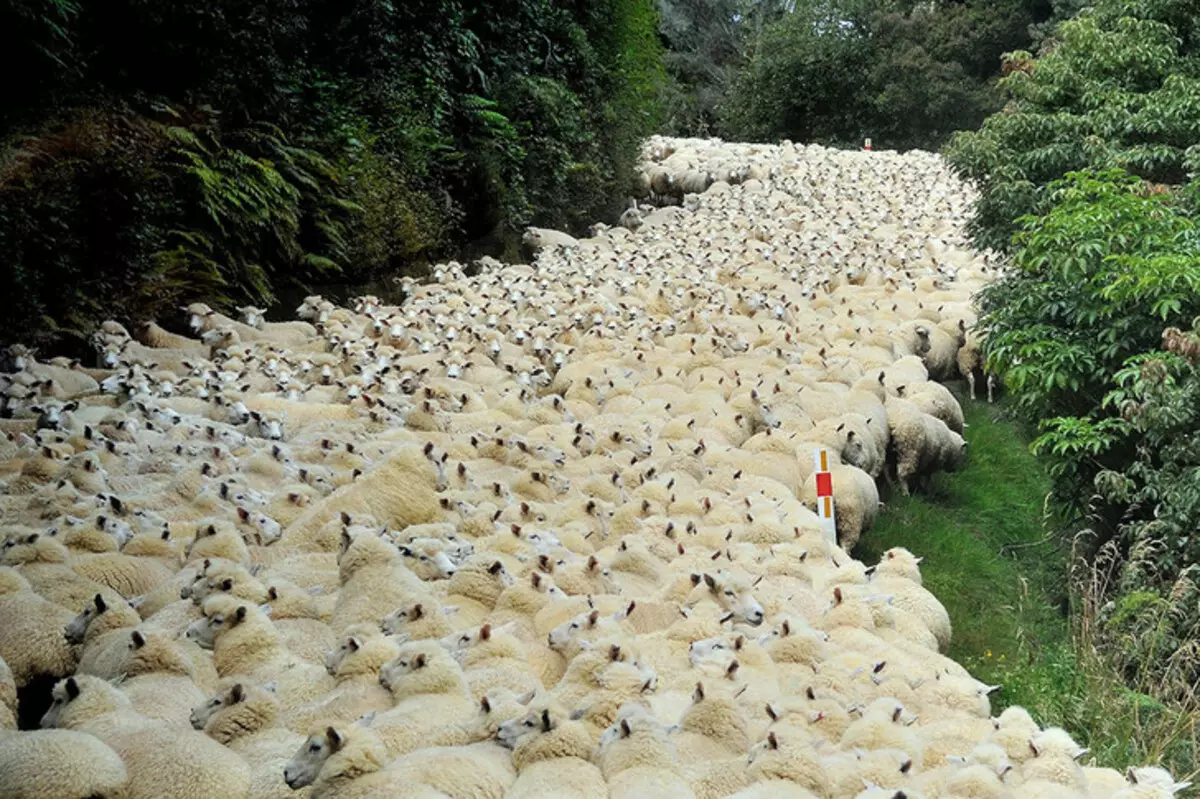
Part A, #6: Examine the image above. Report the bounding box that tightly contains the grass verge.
[855,397,1199,785]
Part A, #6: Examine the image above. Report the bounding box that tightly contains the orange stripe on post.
[823,496,833,517]
[819,450,828,472]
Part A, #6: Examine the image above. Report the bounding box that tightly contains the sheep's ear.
[94,593,108,613]
[765,703,778,720]
[65,677,80,700]
[1028,740,1039,757]
[234,606,248,624]
[267,586,279,601]
[488,561,504,575]
[767,731,779,750]
[480,624,492,641]
[703,573,717,590]
[541,709,554,732]
[693,682,705,703]
[229,683,245,704]
[326,727,345,752]
[131,630,146,649]
[480,696,492,713]
[726,660,740,679]
[690,573,702,586]
[413,653,427,669]
[347,637,361,652]
[619,718,632,738]
[340,511,352,525]
[609,644,622,662]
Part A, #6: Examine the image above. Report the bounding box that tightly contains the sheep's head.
[64,592,114,645]
[1125,766,1191,795]
[191,681,251,731]
[698,570,765,626]
[249,410,285,441]
[284,727,346,789]
[185,597,250,649]
[397,538,457,581]
[380,603,419,636]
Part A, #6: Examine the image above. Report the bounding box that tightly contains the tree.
[721,0,1055,151]
[945,0,1200,252]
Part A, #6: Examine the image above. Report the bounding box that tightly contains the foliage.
[0,0,665,348]
[1090,325,1200,696]
[976,170,1200,512]
[944,0,1200,253]
[656,0,748,136]
[721,0,1056,151]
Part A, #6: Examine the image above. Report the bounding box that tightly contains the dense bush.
[974,171,1200,695]
[944,0,1200,252]
[0,0,664,349]
[950,0,1200,697]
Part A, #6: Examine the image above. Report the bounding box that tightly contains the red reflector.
[815,472,833,497]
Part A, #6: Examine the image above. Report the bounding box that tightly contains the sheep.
[0,728,129,799]
[282,723,445,798]
[0,586,77,687]
[500,704,608,799]
[522,227,581,255]
[189,684,302,797]
[885,395,968,495]
[597,703,694,799]
[0,136,1178,799]
[137,321,207,352]
[187,594,334,707]
[42,674,254,799]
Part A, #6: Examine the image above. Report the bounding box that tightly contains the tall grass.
[856,397,1200,786]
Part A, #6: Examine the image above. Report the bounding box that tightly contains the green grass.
[855,399,1070,708]
[855,396,1200,785]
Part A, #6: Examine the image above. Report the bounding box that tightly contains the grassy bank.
[856,398,1199,783]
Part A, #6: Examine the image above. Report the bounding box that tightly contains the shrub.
[944,0,1200,252]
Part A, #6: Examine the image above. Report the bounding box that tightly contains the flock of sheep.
[0,136,1187,799]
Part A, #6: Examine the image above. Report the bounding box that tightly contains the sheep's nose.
[748,612,764,626]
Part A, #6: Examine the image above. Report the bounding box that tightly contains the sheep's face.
[40,677,83,728]
[185,603,247,648]
[496,708,547,749]
[190,682,247,730]
[704,571,765,626]
[840,429,867,469]
[100,344,122,368]
[324,635,363,676]
[1125,767,1190,794]
[184,615,218,649]
[249,410,285,441]
[381,602,434,636]
[688,636,732,667]
[285,728,343,789]
[64,593,108,645]
[398,540,457,581]
[378,650,431,691]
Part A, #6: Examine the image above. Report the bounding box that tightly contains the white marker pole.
[813,448,837,547]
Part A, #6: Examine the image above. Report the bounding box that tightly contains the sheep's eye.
[309,742,321,752]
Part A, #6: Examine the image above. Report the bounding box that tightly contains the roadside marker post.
[864,138,872,151]
[813,448,837,547]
